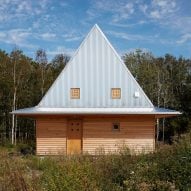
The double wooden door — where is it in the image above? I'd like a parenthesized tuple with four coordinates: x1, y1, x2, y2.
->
(67, 120, 82, 154)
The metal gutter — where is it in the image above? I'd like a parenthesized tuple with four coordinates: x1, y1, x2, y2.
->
(11, 107, 181, 115)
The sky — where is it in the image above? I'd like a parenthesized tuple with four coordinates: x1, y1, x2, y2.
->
(0, 0, 191, 61)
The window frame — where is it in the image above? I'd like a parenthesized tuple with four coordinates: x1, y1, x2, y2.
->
(70, 88, 80, 99)
(111, 88, 121, 99)
(112, 122, 120, 132)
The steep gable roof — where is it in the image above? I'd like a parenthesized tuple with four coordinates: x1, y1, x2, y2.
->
(38, 24, 153, 108)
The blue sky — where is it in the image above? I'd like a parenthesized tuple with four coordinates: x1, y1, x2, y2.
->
(0, 0, 191, 60)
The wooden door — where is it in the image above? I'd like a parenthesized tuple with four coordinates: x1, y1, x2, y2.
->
(67, 120, 82, 154)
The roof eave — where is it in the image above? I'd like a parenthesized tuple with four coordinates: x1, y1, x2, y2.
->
(11, 107, 181, 117)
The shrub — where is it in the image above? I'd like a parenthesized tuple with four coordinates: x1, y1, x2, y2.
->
(16, 142, 35, 155)
(0, 133, 191, 190)
(40, 156, 100, 191)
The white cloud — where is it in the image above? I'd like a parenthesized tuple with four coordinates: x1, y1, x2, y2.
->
(113, 2, 134, 22)
(9, 29, 31, 44)
(0, 28, 37, 48)
(87, 0, 183, 33)
(87, 0, 135, 22)
(176, 34, 191, 44)
(0, 32, 6, 38)
(47, 46, 75, 57)
(0, 0, 49, 23)
(172, 16, 191, 34)
(86, 0, 181, 35)
(140, 0, 178, 20)
(62, 33, 83, 42)
(139, 4, 148, 14)
(107, 30, 154, 42)
(39, 0, 49, 9)
(110, 20, 147, 28)
(16, 1, 32, 13)
(150, 10, 160, 19)
(0, 29, 29, 44)
(107, 30, 175, 45)
(40, 33, 56, 40)
(65, 36, 82, 42)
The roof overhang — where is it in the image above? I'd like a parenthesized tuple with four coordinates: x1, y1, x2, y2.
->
(11, 107, 181, 118)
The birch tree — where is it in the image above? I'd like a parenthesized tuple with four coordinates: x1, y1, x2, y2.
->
(35, 49, 48, 97)
(10, 49, 31, 144)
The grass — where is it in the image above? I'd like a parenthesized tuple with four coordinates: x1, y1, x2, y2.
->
(0, 133, 191, 191)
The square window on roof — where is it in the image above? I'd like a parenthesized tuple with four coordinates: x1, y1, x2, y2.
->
(71, 88, 80, 99)
(111, 88, 121, 99)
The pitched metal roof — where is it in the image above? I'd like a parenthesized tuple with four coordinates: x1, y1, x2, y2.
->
(38, 24, 153, 108)
(12, 24, 180, 116)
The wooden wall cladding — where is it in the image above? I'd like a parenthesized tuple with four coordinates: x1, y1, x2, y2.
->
(36, 115, 155, 155)
(36, 118, 67, 155)
(83, 115, 155, 154)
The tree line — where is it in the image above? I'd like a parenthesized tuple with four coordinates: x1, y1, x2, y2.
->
(0, 48, 69, 145)
(123, 50, 191, 142)
(0, 48, 190, 145)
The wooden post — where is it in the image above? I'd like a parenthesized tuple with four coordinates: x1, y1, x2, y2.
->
(162, 118, 165, 143)
(156, 118, 159, 143)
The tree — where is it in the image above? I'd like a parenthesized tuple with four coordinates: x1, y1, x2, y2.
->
(51, 53, 70, 78)
(0, 50, 12, 143)
(10, 49, 32, 144)
(35, 49, 48, 97)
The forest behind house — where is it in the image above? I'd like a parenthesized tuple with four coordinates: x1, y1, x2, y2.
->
(0, 48, 190, 146)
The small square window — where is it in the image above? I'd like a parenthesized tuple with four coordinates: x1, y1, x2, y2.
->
(71, 88, 80, 99)
(111, 88, 121, 99)
(112, 123, 120, 131)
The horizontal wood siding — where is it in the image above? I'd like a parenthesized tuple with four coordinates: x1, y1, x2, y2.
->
(36, 118, 67, 155)
(35, 115, 155, 155)
(83, 116, 155, 154)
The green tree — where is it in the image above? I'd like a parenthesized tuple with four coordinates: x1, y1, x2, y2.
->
(35, 49, 48, 97)
(10, 49, 32, 144)
(51, 53, 70, 79)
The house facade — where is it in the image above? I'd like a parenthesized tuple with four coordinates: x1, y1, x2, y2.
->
(12, 24, 180, 155)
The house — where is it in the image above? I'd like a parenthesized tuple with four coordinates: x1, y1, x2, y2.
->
(12, 24, 180, 155)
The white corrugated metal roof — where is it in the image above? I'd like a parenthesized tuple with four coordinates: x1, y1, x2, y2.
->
(38, 24, 153, 108)
(12, 24, 180, 116)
